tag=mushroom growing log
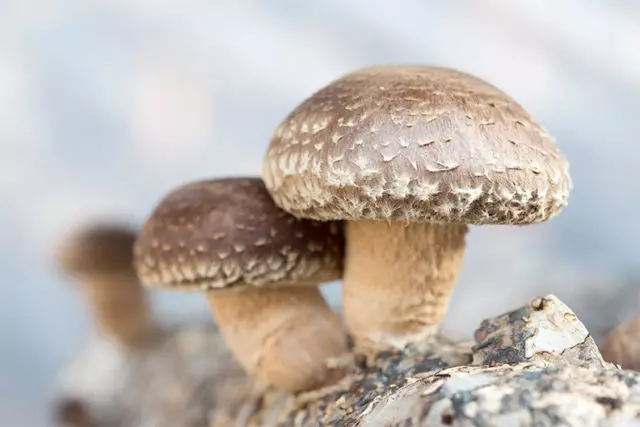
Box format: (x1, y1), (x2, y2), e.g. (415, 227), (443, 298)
(235, 296), (634, 427)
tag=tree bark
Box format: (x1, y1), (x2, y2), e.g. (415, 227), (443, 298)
(235, 296), (639, 427)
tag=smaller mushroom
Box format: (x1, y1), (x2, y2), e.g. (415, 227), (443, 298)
(56, 223), (153, 347)
(134, 178), (349, 392)
(601, 314), (640, 370)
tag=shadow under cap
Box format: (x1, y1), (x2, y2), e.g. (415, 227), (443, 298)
(134, 177), (345, 291)
(57, 224), (138, 277)
(264, 64), (572, 225)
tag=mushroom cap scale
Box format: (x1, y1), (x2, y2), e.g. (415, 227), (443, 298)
(263, 65), (572, 225)
(134, 178), (344, 291)
(57, 224), (137, 277)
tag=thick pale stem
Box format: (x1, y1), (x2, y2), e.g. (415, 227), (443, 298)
(82, 273), (153, 347)
(207, 286), (348, 392)
(343, 220), (468, 350)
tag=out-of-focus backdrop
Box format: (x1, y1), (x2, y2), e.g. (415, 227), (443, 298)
(1, 1), (639, 425)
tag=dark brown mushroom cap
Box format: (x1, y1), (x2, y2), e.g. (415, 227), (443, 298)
(133, 178), (344, 291)
(57, 225), (137, 277)
(263, 65), (572, 225)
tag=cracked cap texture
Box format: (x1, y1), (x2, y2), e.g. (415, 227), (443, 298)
(263, 65), (572, 224)
(134, 178), (344, 291)
(57, 224), (137, 277)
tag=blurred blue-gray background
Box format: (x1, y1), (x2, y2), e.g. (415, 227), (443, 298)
(1, 1), (639, 425)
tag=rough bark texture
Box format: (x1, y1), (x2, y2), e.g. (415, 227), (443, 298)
(472, 295), (612, 369)
(55, 295), (640, 427)
(235, 295), (637, 427)
(353, 364), (640, 427)
(54, 323), (253, 427)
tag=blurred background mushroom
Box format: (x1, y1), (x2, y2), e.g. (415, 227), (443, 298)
(1, 1), (640, 425)
(53, 222), (253, 426)
(134, 178), (348, 392)
(56, 223), (153, 347)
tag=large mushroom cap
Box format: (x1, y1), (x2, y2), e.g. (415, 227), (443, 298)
(57, 224), (137, 277)
(264, 65), (572, 225)
(134, 178), (344, 291)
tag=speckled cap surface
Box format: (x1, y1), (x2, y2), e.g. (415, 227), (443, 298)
(57, 224), (137, 277)
(134, 178), (344, 291)
(263, 65), (572, 225)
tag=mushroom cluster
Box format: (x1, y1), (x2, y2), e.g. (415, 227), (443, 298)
(56, 63), (574, 425)
(131, 64), (571, 394)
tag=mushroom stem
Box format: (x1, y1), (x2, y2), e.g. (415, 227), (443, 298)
(206, 286), (348, 392)
(343, 220), (468, 350)
(81, 273), (153, 347)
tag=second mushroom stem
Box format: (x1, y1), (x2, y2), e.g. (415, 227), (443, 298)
(342, 220), (468, 350)
(206, 286), (348, 392)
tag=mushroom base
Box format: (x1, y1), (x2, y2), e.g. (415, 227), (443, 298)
(343, 220), (468, 350)
(83, 273), (153, 347)
(206, 286), (348, 392)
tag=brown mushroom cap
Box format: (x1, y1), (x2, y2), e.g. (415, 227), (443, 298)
(263, 65), (572, 225)
(57, 225), (137, 277)
(134, 178), (344, 291)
